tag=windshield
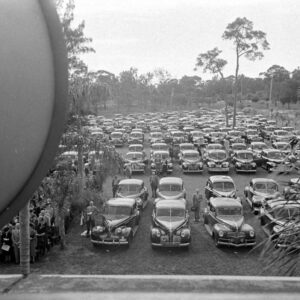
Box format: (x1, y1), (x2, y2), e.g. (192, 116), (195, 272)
(276, 144), (291, 150)
(181, 145), (194, 151)
(151, 133), (162, 138)
(254, 182), (278, 193)
(233, 144), (246, 150)
(208, 151), (226, 160)
(253, 143), (267, 150)
(173, 132), (184, 137)
(111, 133), (122, 138)
(183, 153), (199, 159)
(130, 132), (142, 138)
(104, 205), (132, 217)
(277, 131), (288, 136)
(130, 146), (143, 152)
(236, 152), (253, 160)
(207, 144), (222, 150)
(152, 145), (168, 151)
(213, 181), (234, 192)
(154, 153), (169, 160)
(268, 151), (283, 159)
(118, 184), (141, 194)
(159, 184), (182, 192)
(126, 153), (143, 160)
(273, 207), (300, 219)
(156, 207), (185, 218)
(217, 207), (242, 216)
(192, 132), (203, 137)
(229, 131), (240, 136)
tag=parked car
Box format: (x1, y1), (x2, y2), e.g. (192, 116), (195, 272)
(206, 149), (230, 173)
(116, 178), (148, 210)
(110, 131), (125, 147)
(261, 149), (285, 172)
(231, 150), (257, 173)
(204, 175), (240, 201)
(149, 131), (164, 144)
(271, 141), (292, 156)
(190, 130), (206, 147)
(127, 131), (144, 145)
(178, 143), (195, 161)
(150, 199), (191, 249)
(260, 198), (300, 249)
(90, 198), (140, 247)
(245, 129), (262, 144)
(170, 130), (186, 145)
(150, 142), (169, 157)
(150, 150), (173, 174)
(203, 197), (256, 248)
(271, 130), (293, 143)
(156, 177), (186, 201)
(244, 178), (279, 214)
(226, 130), (244, 144)
(181, 150), (203, 173)
(248, 141), (268, 163)
(123, 151), (146, 174)
(228, 142), (247, 158)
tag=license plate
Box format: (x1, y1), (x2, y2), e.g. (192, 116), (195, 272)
(173, 236), (181, 243)
(161, 236), (169, 243)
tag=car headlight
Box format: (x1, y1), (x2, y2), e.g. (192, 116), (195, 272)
(251, 162), (256, 167)
(236, 162), (241, 167)
(249, 230), (255, 237)
(136, 198), (142, 205)
(115, 227), (122, 235)
(180, 229), (190, 238)
(252, 195), (263, 204)
(218, 230), (224, 237)
(152, 228), (161, 237)
(93, 226), (105, 233)
(222, 162), (229, 167)
(208, 162), (215, 167)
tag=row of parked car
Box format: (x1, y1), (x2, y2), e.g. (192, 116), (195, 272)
(89, 175), (300, 249)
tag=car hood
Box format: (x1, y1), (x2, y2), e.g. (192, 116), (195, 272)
(267, 158), (284, 164)
(102, 215), (131, 230)
(235, 158), (253, 163)
(155, 217), (187, 232)
(183, 159), (200, 164)
(213, 190), (236, 198)
(217, 215), (245, 231)
(117, 192), (140, 198)
(157, 191), (183, 199)
(126, 159), (144, 163)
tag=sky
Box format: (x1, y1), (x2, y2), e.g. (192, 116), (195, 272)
(73, 0), (300, 80)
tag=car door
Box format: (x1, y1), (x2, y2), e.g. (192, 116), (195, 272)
(205, 180), (212, 200)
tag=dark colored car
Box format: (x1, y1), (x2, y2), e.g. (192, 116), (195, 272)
(260, 198), (300, 249)
(260, 149), (285, 172)
(231, 150), (257, 173)
(204, 175), (240, 202)
(90, 198), (140, 247)
(116, 178), (148, 210)
(150, 199), (191, 248)
(204, 197), (256, 248)
(244, 178), (279, 214)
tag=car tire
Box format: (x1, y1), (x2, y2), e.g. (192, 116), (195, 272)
(260, 217), (265, 226)
(126, 232), (133, 249)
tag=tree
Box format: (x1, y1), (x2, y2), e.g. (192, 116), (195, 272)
(194, 47), (229, 125)
(260, 65), (290, 107)
(223, 17), (270, 127)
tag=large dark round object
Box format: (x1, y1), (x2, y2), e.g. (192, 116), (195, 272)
(0, 0), (68, 227)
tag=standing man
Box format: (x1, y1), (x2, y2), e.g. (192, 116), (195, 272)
(192, 189), (203, 223)
(112, 175), (119, 197)
(149, 172), (159, 198)
(125, 164), (132, 178)
(85, 201), (99, 237)
(11, 223), (20, 264)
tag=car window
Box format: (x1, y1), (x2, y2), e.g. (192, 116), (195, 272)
(104, 205), (132, 217)
(156, 207), (185, 218)
(217, 207), (241, 216)
(213, 181), (234, 192)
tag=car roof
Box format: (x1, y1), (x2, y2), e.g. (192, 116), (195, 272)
(266, 199), (300, 209)
(209, 175), (233, 183)
(235, 150), (253, 154)
(210, 197), (242, 208)
(155, 199), (186, 209)
(251, 178), (278, 184)
(107, 197), (136, 207)
(159, 177), (183, 185)
(182, 150), (199, 154)
(118, 178), (143, 185)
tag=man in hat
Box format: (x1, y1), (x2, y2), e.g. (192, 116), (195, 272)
(86, 201), (99, 237)
(192, 188), (203, 223)
(149, 172), (159, 198)
(112, 175), (119, 197)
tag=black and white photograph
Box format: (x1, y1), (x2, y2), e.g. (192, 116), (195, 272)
(1, 0), (300, 299)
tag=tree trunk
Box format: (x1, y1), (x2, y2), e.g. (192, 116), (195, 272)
(19, 202), (30, 275)
(58, 210), (66, 250)
(233, 49), (240, 128)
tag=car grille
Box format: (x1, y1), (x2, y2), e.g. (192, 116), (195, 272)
(227, 231), (246, 238)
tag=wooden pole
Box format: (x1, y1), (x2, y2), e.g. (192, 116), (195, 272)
(19, 201), (30, 275)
